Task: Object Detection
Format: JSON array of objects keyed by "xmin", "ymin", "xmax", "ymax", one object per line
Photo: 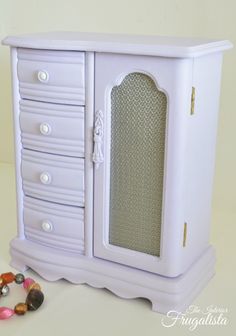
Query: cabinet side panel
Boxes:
[
  {"xmin": 10, "ymin": 47, "xmax": 24, "ymax": 239},
  {"xmin": 183, "ymin": 53, "xmax": 223, "ymax": 268}
]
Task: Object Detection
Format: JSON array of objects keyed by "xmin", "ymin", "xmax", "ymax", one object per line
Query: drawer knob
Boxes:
[
  {"xmin": 40, "ymin": 172, "xmax": 52, "ymax": 185},
  {"xmin": 37, "ymin": 70, "xmax": 49, "ymax": 83},
  {"xmin": 41, "ymin": 220, "xmax": 53, "ymax": 232},
  {"xmin": 40, "ymin": 123, "xmax": 51, "ymax": 135}
]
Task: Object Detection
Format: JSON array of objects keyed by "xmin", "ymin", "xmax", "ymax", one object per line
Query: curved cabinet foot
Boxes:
[{"xmin": 10, "ymin": 238, "xmax": 216, "ymax": 314}]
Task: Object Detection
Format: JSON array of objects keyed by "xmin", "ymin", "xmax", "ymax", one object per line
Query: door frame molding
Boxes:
[{"xmin": 94, "ymin": 53, "xmax": 192, "ymax": 276}]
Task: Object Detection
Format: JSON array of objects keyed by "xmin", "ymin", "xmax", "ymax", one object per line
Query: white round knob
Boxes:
[
  {"xmin": 40, "ymin": 172, "xmax": 52, "ymax": 185},
  {"xmin": 40, "ymin": 123, "xmax": 51, "ymax": 135},
  {"xmin": 41, "ymin": 220, "xmax": 53, "ymax": 232},
  {"xmin": 37, "ymin": 70, "xmax": 49, "ymax": 83}
]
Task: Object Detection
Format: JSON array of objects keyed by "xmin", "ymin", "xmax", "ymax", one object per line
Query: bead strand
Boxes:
[{"xmin": 0, "ymin": 272, "xmax": 44, "ymax": 320}]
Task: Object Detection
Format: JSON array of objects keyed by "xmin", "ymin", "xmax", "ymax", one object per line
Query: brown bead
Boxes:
[
  {"xmin": 26, "ymin": 289, "xmax": 44, "ymax": 311},
  {"xmin": 14, "ymin": 303, "xmax": 28, "ymax": 315},
  {"xmin": 1, "ymin": 272, "xmax": 15, "ymax": 284},
  {"xmin": 28, "ymin": 283, "xmax": 41, "ymax": 292}
]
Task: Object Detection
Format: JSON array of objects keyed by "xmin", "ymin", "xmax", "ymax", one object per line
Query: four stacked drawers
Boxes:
[{"xmin": 17, "ymin": 48, "xmax": 86, "ymax": 254}]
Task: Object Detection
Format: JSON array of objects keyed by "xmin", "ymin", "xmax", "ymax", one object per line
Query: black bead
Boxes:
[
  {"xmin": 15, "ymin": 273, "xmax": 25, "ymax": 284},
  {"xmin": 26, "ymin": 289, "xmax": 44, "ymax": 311}
]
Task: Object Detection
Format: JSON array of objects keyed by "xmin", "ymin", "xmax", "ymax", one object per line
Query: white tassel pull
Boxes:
[{"xmin": 93, "ymin": 110, "xmax": 104, "ymax": 169}]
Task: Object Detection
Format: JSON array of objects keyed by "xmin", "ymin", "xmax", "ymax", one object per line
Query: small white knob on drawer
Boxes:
[
  {"xmin": 40, "ymin": 172, "xmax": 52, "ymax": 185},
  {"xmin": 37, "ymin": 70, "xmax": 49, "ymax": 83},
  {"xmin": 40, "ymin": 122, "xmax": 51, "ymax": 135},
  {"xmin": 41, "ymin": 220, "xmax": 53, "ymax": 232}
]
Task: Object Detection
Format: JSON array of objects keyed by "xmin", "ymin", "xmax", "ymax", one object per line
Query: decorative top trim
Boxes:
[{"xmin": 2, "ymin": 32, "xmax": 233, "ymax": 58}]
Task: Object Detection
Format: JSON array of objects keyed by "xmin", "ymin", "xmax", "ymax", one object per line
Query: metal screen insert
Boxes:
[{"xmin": 109, "ymin": 72, "xmax": 167, "ymax": 256}]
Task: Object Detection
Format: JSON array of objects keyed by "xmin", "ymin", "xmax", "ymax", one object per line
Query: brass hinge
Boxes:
[
  {"xmin": 190, "ymin": 87, "xmax": 195, "ymax": 115},
  {"xmin": 183, "ymin": 223, "xmax": 187, "ymax": 247}
]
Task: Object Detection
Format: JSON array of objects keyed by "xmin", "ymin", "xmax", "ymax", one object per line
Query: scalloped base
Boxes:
[{"xmin": 10, "ymin": 238, "xmax": 215, "ymax": 314}]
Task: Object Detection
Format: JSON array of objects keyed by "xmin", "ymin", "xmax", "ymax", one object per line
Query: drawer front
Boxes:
[
  {"xmin": 24, "ymin": 196, "xmax": 84, "ymax": 253},
  {"xmin": 20, "ymin": 100, "xmax": 84, "ymax": 157},
  {"xmin": 17, "ymin": 48, "xmax": 85, "ymax": 105},
  {"xmin": 21, "ymin": 149, "xmax": 84, "ymax": 206}
]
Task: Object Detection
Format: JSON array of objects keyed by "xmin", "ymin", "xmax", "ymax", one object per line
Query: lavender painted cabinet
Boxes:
[{"xmin": 2, "ymin": 32, "xmax": 232, "ymax": 313}]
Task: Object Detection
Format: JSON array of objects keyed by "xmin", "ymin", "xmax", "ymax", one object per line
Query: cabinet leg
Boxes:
[
  {"xmin": 152, "ymin": 302, "xmax": 160, "ymax": 313},
  {"xmin": 152, "ymin": 301, "xmax": 173, "ymax": 314},
  {"xmin": 10, "ymin": 257, "xmax": 29, "ymax": 273}
]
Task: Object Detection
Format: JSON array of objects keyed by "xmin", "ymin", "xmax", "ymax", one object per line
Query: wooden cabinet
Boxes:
[{"xmin": 2, "ymin": 32, "xmax": 232, "ymax": 313}]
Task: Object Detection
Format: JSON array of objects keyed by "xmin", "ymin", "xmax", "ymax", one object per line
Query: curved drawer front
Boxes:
[
  {"xmin": 17, "ymin": 48, "xmax": 85, "ymax": 105},
  {"xmin": 20, "ymin": 100, "xmax": 84, "ymax": 157},
  {"xmin": 22, "ymin": 149, "xmax": 84, "ymax": 206},
  {"xmin": 24, "ymin": 196, "xmax": 84, "ymax": 253}
]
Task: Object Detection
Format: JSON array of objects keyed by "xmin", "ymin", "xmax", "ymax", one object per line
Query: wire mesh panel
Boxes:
[{"xmin": 109, "ymin": 72, "xmax": 167, "ymax": 256}]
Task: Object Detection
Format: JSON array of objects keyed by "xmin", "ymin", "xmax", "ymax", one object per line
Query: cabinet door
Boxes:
[{"xmin": 94, "ymin": 53, "xmax": 192, "ymax": 276}]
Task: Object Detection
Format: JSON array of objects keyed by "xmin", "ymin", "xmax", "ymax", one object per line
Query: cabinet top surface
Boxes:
[{"xmin": 2, "ymin": 31, "xmax": 233, "ymax": 58}]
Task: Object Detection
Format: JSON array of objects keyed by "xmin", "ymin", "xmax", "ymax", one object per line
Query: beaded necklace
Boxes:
[{"xmin": 0, "ymin": 272, "xmax": 44, "ymax": 319}]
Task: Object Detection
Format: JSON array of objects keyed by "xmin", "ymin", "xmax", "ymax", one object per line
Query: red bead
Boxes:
[{"xmin": 0, "ymin": 272, "xmax": 15, "ymax": 284}]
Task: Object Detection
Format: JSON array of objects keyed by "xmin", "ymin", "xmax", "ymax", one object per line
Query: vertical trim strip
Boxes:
[
  {"xmin": 10, "ymin": 47, "xmax": 25, "ymax": 239},
  {"xmin": 84, "ymin": 51, "xmax": 95, "ymax": 257}
]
